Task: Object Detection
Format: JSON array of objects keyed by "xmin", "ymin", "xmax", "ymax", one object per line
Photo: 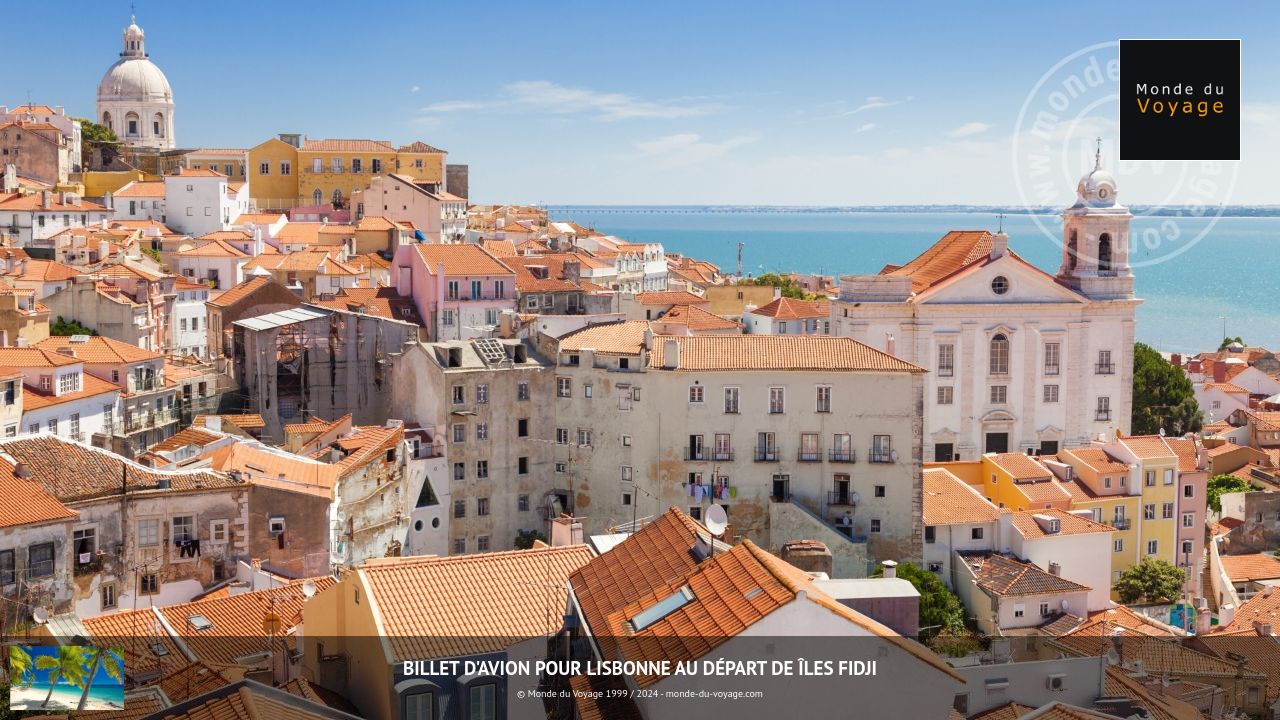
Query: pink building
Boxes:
[{"xmin": 392, "ymin": 243, "xmax": 516, "ymax": 340}]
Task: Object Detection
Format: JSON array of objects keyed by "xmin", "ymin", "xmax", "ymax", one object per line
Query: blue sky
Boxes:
[
  {"xmin": 4, "ymin": 1, "xmax": 1276, "ymax": 204},
  {"xmin": 20, "ymin": 646, "xmax": 123, "ymax": 687}
]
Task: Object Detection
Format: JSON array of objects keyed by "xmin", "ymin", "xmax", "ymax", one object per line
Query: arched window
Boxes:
[
  {"xmin": 990, "ymin": 333, "xmax": 1010, "ymax": 375},
  {"xmin": 312, "ymin": 188, "xmax": 323, "ymax": 205},
  {"xmin": 332, "ymin": 188, "xmax": 344, "ymax": 208},
  {"xmin": 153, "ymin": 113, "xmax": 164, "ymax": 138},
  {"xmin": 102, "ymin": 111, "xmax": 112, "ymax": 131},
  {"xmin": 125, "ymin": 112, "xmax": 139, "ymax": 137},
  {"xmin": 1067, "ymin": 230, "xmax": 1078, "ymax": 271},
  {"xmin": 1098, "ymin": 233, "xmax": 1112, "ymax": 273}
]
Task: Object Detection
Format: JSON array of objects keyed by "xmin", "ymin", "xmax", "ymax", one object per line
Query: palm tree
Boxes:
[
  {"xmin": 35, "ymin": 646, "xmax": 88, "ymax": 708},
  {"xmin": 7, "ymin": 646, "xmax": 34, "ymax": 687},
  {"xmin": 75, "ymin": 647, "xmax": 124, "ymax": 711}
]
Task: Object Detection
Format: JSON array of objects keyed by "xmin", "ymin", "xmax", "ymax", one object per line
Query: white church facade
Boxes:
[
  {"xmin": 96, "ymin": 15, "xmax": 175, "ymax": 150},
  {"xmin": 832, "ymin": 150, "xmax": 1139, "ymax": 461}
]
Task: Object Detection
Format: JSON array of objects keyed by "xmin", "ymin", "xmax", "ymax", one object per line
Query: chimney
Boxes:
[
  {"xmin": 1255, "ymin": 620, "xmax": 1273, "ymax": 636},
  {"xmin": 885, "ymin": 333, "xmax": 896, "ymax": 356},
  {"xmin": 41, "ymin": 191, "xmax": 51, "ymax": 209},
  {"xmin": 1, "ymin": 164, "xmax": 15, "ymax": 193},
  {"xmin": 1048, "ymin": 561, "xmax": 1062, "ymax": 576},
  {"xmin": 781, "ymin": 541, "xmax": 833, "ymax": 577},
  {"xmin": 12, "ymin": 461, "xmax": 29, "ymax": 479},
  {"xmin": 98, "ymin": 240, "xmax": 109, "ymax": 260},
  {"xmin": 1170, "ymin": 353, "xmax": 1182, "ymax": 368},
  {"xmin": 989, "ymin": 231, "xmax": 1008, "ymax": 259},
  {"xmin": 1213, "ymin": 362, "xmax": 1227, "ymax": 384},
  {"xmin": 881, "ymin": 560, "xmax": 898, "ymax": 579},
  {"xmin": 663, "ymin": 339, "xmax": 680, "ymax": 369}
]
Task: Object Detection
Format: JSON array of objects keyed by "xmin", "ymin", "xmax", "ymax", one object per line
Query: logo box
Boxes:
[{"xmin": 1120, "ymin": 39, "xmax": 1240, "ymax": 160}]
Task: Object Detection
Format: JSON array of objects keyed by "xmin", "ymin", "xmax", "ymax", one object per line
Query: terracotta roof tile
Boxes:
[
  {"xmin": 747, "ymin": 297, "xmax": 829, "ymax": 320},
  {"xmin": 971, "ymin": 702, "xmax": 1035, "ymax": 720},
  {"xmin": 114, "ymin": 180, "xmax": 166, "ymax": 198},
  {"xmin": 2, "ymin": 258, "xmax": 83, "ymax": 282},
  {"xmin": 412, "ymin": 243, "xmax": 513, "ymax": 276},
  {"xmin": 635, "ymin": 290, "xmax": 706, "ymax": 306},
  {"xmin": 22, "ymin": 372, "xmax": 120, "ymax": 410},
  {"xmin": 1058, "ymin": 447, "xmax": 1132, "ymax": 474},
  {"xmin": 178, "ymin": 239, "xmax": 248, "ymax": 258},
  {"xmin": 150, "ymin": 426, "xmax": 224, "ymax": 454},
  {"xmin": 1009, "ymin": 508, "xmax": 1113, "ymax": 538},
  {"xmin": 1221, "ymin": 553, "xmax": 1280, "ymax": 583},
  {"xmin": 358, "ymin": 545, "xmax": 594, "ymax": 662},
  {"xmin": 204, "ymin": 441, "xmax": 340, "ymax": 498},
  {"xmin": 1118, "ymin": 435, "xmax": 1178, "ymax": 460},
  {"xmin": 649, "ymin": 335, "xmax": 924, "ymax": 373},
  {"xmin": 923, "ymin": 468, "xmax": 1003, "ymax": 525},
  {"xmin": 301, "ymin": 138, "xmax": 394, "ymax": 153},
  {"xmin": 0, "ymin": 461, "xmax": 77, "ymax": 528},
  {"xmin": 989, "ymin": 452, "xmax": 1053, "ymax": 480},
  {"xmin": 558, "ymin": 320, "xmax": 649, "ymax": 355},
  {"xmin": 397, "ymin": 141, "xmax": 447, "ymax": 154},
  {"xmin": 35, "ymin": 335, "xmax": 162, "ymax": 364},
  {"xmin": 657, "ymin": 304, "xmax": 739, "ymax": 331},
  {"xmin": 207, "ymin": 276, "xmax": 274, "ymax": 308},
  {"xmin": 882, "ymin": 230, "xmax": 993, "ymax": 292},
  {"xmin": 963, "ymin": 552, "xmax": 1091, "ymax": 596}
]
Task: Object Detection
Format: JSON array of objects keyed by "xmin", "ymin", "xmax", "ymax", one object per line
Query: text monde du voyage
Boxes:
[{"xmin": 1134, "ymin": 82, "xmax": 1228, "ymax": 118}]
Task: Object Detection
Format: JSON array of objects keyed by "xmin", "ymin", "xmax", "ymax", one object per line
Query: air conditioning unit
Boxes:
[
  {"xmin": 268, "ymin": 516, "xmax": 286, "ymax": 535},
  {"xmin": 1047, "ymin": 674, "xmax": 1066, "ymax": 691},
  {"xmin": 928, "ymin": 562, "xmax": 943, "ymax": 573}
]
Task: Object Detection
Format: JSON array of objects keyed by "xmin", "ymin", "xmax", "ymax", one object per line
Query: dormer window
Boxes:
[{"xmin": 58, "ymin": 372, "xmax": 81, "ymax": 395}]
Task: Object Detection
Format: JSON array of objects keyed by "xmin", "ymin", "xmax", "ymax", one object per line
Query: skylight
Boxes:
[
  {"xmin": 630, "ymin": 586, "xmax": 695, "ymax": 632},
  {"xmin": 187, "ymin": 613, "xmax": 213, "ymax": 631}
]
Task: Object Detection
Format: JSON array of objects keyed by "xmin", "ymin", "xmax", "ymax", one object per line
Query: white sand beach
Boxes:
[{"xmin": 9, "ymin": 683, "xmax": 124, "ymax": 711}]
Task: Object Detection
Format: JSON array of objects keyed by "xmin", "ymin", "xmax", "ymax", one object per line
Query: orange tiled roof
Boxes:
[
  {"xmin": 233, "ymin": 212, "xmax": 285, "ymax": 225},
  {"xmin": 558, "ymin": 320, "xmax": 649, "ymax": 355},
  {"xmin": 0, "ymin": 346, "xmax": 81, "ymax": 368},
  {"xmin": 3, "ymin": 258, "xmax": 83, "ymax": 282},
  {"xmin": 412, "ymin": 243, "xmax": 513, "ymax": 276},
  {"xmin": 649, "ymin": 335, "xmax": 924, "ymax": 373},
  {"xmin": 0, "ymin": 435, "xmax": 238, "ymax": 503},
  {"xmin": 149, "ymin": 426, "xmax": 224, "ymax": 454},
  {"xmin": 0, "ymin": 461, "xmax": 77, "ymax": 528},
  {"xmin": 35, "ymin": 335, "xmax": 162, "ymax": 364},
  {"xmin": 308, "ymin": 287, "xmax": 419, "ymax": 323},
  {"xmin": 397, "ymin": 141, "xmax": 446, "ymax": 154},
  {"xmin": 0, "ymin": 194, "xmax": 107, "ymax": 211},
  {"xmin": 963, "ymin": 552, "xmax": 1091, "ymax": 596},
  {"xmin": 658, "ymin": 304, "xmax": 739, "ymax": 331},
  {"xmin": 1217, "ymin": 586, "xmax": 1280, "ymax": 633},
  {"xmin": 970, "ymin": 702, "xmax": 1035, "ymax": 720},
  {"xmin": 178, "ymin": 238, "xmax": 249, "ymax": 258},
  {"xmin": 748, "ymin": 296, "xmax": 829, "ymax": 320},
  {"xmin": 922, "ymin": 467, "xmax": 1003, "ymax": 525},
  {"xmin": 1059, "ymin": 447, "xmax": 1132, "ymax": 474},
  {"xmin": 1198, "ymin": 634, "xmax": 1280, "ymax": 700},
  {"xmin": 192, "ymin": 414, "xmax": 266, "ymax": 430},
  {"xmin": 207, "ymin": 276, "xmax": 274, "ymax": 308},
  {"xmin": 1118, "ymin": 435, "xmax": 1179, "ymax": 460},
  {"xmin": 989, "ymin": 452, "xmax": 1053, "ymax": 480},
  {"xmin": 114, "ymin": 180, "xmax": 165, "ymax": 198},
  {"xmin": 357, "ymin": 545, "xmax": 594, "ymax": 662},
  {"xmin": 1220, "ymin": 553, "xmax": 1280, "ymax": 583},
  {"xmin": 204, "ymin": 440, "xmax": 339, "ymax": 498},
  {"xmin": 22, "ymin": 373, "xmax": 120, "ymax": 411},
  {"xmin": 170, "ymin": 167, "xmax": 225, "ymax": 178},
  {"xmin": 881, "ymin": 230, "xmax": 994, "ymax": 292},
  {"xmin": 1164, "ymin": 437, "xmax": 1203, "ymax": 472},
  {"xmin": 301, "ymin": 138, "xmax": 393, "ymax": 153},
  {"xmin": 1009, "ymin": 508, "xmax": 1113, "ymax": 538},
  {"xmin": 635, "ymin": 290, "xmax": 706, "ymax": 306}
]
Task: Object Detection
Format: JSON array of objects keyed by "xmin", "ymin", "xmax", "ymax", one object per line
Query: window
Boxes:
[
  {"xmin": 556, "ymin": 428, "xmax": 569, "ymax": 445},
  {"xmin": 441, "ymin": 309, "xmax": 455, "ymax": 326},
  {"xmin": 1114, "ymin": 539, "xmax": 1124, "ymax": 552},
  {"xmin": 1044, "ymin": 384, "xmax": 1059, "ymax": 403},
  {"xmin": 622, "ymin": 435, "xmax": 632, "ymax": 447},
  {"xmin": 1181, "ymin": 540, "xmax": 1194, "ymax": 556},
  {"xmin": 468, "ymin": 682, "xmax": 496, "ymax": 720},
  {"xmin": 1162, "ymin": 502, "xmax": 1174, "ymax": 519},
  {"xmin": 477, "ymin": 498, "xmax": 490, "ymax": 516},
  {"xmin": 1104, "ymin": 476, "xmax": 1112, "ymax": 489},
  {"xmin": 73, "ymin": 527, "xmax": 96, "ymax": 566},
  {"xmin": 557, "ymin": 377, "xmax": 572, "ymax": 397},
  {"xmin": 1096, "ymin": 396, "xmax": 1111, "ymax": 421},
  {"xmin": 476, "ymin": 461, "xmax": 488, "ymax": 479},
  {"xmin": 1014, "ymin": 606, "xmax": 1025, "ymax": 618},
  {"xmin": 1184, "ymin": 484, "xmax": 1194, "ymax": 498},
  {"xmin": 990, "ymin": 385, "xmax": 1007, "ymax": 404},
  {"xmin": 870, "ymin": 518, "xmax": 881, "ymax": 533},
  {"xmin": 937, "ymin": 386, "xmax": 953, "ymax": 404},
  {"xmin": 280, "ymin": 161, "xmax": 291, "ymax": 175},
  {"xmin": 871, "ymin": 435, "xmax": 892, "ymax": 463},
  {"xmin": 453, "ymin": 463, "xmax": 465, "ymax": 481},
  {"xmin": 578, "ymin": 428, "xmax": 593, "ymax": 446},
  {"xmin": 989, "ymin": 334, "xmax": 1010, "ymax": 374},
  {"xmin": 1039, "ymin": 602, "xmax": 1051, "ymax": 617},
  {"xmin": 724, "ymin": 387, "xmax": 739, "ymax": 413},
  {"xmin": 768, "ymin": 387, "xmax": 785, "ymax": 414},
  {"xmin": 403, "ymin": 690, "xmax": 434, "ymax": 720},
  {"xmin": 518, "ymin": 457, "xmax": 528, "ymax": 474},
  {"xmin": 172, "ymin": 516, "xmax": 195, "ymax": 543},
  {"xmin": 476, "ymin": 384, "xmax": 488, "ymax": 403},
  {"xmin": 259, "ymin": 162, "xmax": 270, "ymax": 175},
  {"xmin": 475, "ymin": 423, "xmax": 488, "ymax": 440},
  {"xmin": 138, "ymin": 518, "xmax": 159, "ymax": 547},
  {"xmin": 1163, "ymin": 469, "xmax": 1174, "ymax": 486},
  {"xmin": 938, "ymin": 343, "xmax": 955, "ymax": 377},
  {"xmin": 140, "ymin": 573, "xmax": 159, "ymax": 594},
  {"xmin": 1147, "ymin": 540, "xmax": 1158, "ymax": 556},
  {"xmin": 621, "ymin": 491, "xmax": 633, "ymax": 506},
  {"xmin": 925, "ymin": 526, "xmax": 936, "ymax": 544},
  {"xmin": 47, "ymin": 418, "xmax": 57, "ymax": 435},
  {"xmin": 816, "ymin": 386, "xmax": 832, "ymax": 412},
  {"xmin": 452, "ymin": 424, "xmax": 466, "ymax": 443},
  {"xmin": 990, "ymin": 275, "xmax": 1010, "ymax": 295},
  {"xmin": 0, "ymin": 550, "xmax": 12, "ymax": 585},
  {"xmin": 1182, "ymin": 512, "xmax": 1195, "ymax": 528},
  {"xmin": 971, "ymin": 527, "xmax": 984, "ymax": 540},
  {"xmin": 476, "ymin": 536, "xmax": 490, "ymax": 552},
  {"xmin": 29, "ymin": 543, "xmax": 54, "ymax": 578},
  {"xmin": 555, "ymin": 462, "xmax": 567, "ymax": 473},
  {"xmin": 518, "ymin": 494, "xmax": 530, "ymax": 512},
  {"xmin": 585, "ymin": 385, "xmax": 594, "ymax": 398},
  {"xmin": 1143, "ymin": 504, "xmax": 1155, "ymax": 520},
  {"xmin": 101, "ymin": 582, "xmax": 117, "ymax": 609},
  {"xmin": 453, "ymin": 538, "xmax": 465, "ymax": 554},
  {"xmin": 689, "ymin": 385, "xmax": 704, "ymax": 404},
  {"xmin": 621, "ymin": 466, "xmax": 633, "ymax": 482},
  {"xmin": 517, "ymin": 382, "xmax": 529, "ymax": 400},
  {"xmin": 1145, "ymin": 471, "xmax": 1155, "ymax": 487},
  {"xmin": 454, "ymin": 500, "xmax": 466, "ymax": 518},
  {"xmin": 714, "ymin": 434, "xmax": 732, "ymax": 461},
  {"xmin": 351, "ymin": 158, "xmax": 363, "ymax": 173},
  {"xmin": 799, "ymin": 433, "xmax": 819, "ymax": 461},
  {"xmin": 210, "ymin": 520, "xmax": 229, "ymax": 545},
  {"xmin": 70, "ymin": 413, "xmax": 80, "ymax": 437},
  {"xmin": 517, "ymin": 418, "xmax": 528, "ymax": 437},
  {"xmin": 371, "ymin": 158, "xmax": 382, "ymax": 174},
  {"xmin": 1044, "ymin": 342, "xmax": 1061, "ymax": 375}
]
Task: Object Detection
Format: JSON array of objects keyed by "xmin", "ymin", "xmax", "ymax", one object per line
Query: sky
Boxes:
[
  {"xmin": 20, "ymin": 646, "xmax": 124, "ymax": 687},
  {"xmin": 3, "ymin": 1, "xmax": 1277, "ymax": 205}
]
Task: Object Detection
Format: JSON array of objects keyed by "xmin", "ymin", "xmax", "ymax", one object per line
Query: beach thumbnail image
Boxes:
[{"xmin": 7, "ymin": 645, "xmax": 124, "ymax": 712}]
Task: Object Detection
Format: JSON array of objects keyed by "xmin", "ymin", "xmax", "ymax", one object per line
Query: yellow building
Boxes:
[
  {"xmin": 1051, "ymin": 447, "xmax": 1140, "ymax": 583},
  {"xmin": 393, "ymin": 141, "xmax": 446, "ymax": 186},
  {"xmin": 245, "ymin": 136, "xmax": 300, "ymax": 210},
  {"xmin": 297, "ymin": 138, "xmax": 397, "ymax": 209},
  {"xmin": 181, "ymin": 148, "xmax": 248, "ymax": 182}
]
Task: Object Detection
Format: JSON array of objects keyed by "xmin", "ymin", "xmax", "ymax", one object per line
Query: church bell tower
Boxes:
[{"xmin": 1057, "ymin": 139, "xmax": 1134, "ymax": 300}]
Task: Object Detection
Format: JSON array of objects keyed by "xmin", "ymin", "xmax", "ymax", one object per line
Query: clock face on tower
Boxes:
[{"xmin": 1098, "ymin": 188, "xmax": 1109, "ymax": 199}]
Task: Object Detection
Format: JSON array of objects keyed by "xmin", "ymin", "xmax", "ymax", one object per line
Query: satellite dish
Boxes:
[
  {"xmin": 705, "ymin": 505, "xmax": 728, "ymax": 537},
  {"xmin": 31, "ymin": 607, "xmax": 48, "ymax": 625},
  {"xmin": 301, "ymin": 579, "xmax": 317, "ymax": 598}
]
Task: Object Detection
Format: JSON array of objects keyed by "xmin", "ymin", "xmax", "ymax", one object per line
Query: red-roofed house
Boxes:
[
  {"xmin": 392, "ymin": 243, "xmax": 516, "ymax": 340},
  {"xmin": 744, "ymin": 297, "xmax": 831, "ymax": 335}
]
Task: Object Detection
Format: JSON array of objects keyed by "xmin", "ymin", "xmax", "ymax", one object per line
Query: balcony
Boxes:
[
  {"xmin": 798, "ymin": 449, "xmax": 822, "ymax": 463},
  {"xmin": 685, "ymin": 447, "xmax": 707, "ymax": 461},
  {"xmin": 869, "ymin": 450, "xmax": 894, "ymax": 464},
  {"xmin": 1095, "ymin": 411, "xmax": 1112, "ymax": 422},
  {"xmin": 445, "ymin": 294, "xmax": 508, "ymax": 302},
  {"xmin": 1110, "ymin": 518, "xmax": 1131, "ymax": 530},
  {"xmin": 829, "ymin": 449, "xmax": 856, "ymax": 463},
  {"xmin": 73, "ymin": 556, "xmax": 103, "ymax": 577},
  {"xmin": 828, "ymin": 491, "xmax": 857, "ymax": 506},
  {"xmin": 412, "ymin": 443, "xmax": 443, "ymax": 460},
  {"xmin": 754, "ymin": 447, "xmax": 780, "ymax": 462},
  {"xmin": 1044, "ymin": 364, "xmax": 1060, "ymax": 376},
  {"xmin": 1096, "ymin": 363, "xmax": 1116, "ymax": 375},
  {"xmin": 938, "ymin": 367, "xmax": 954, "ymax": 378},
  {"xmin": 711, "ymin": 449, "xmax": 734, "ymax": 462}
]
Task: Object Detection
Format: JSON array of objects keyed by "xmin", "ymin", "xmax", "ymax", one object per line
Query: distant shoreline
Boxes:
[{"xmin": 544, "ymin": 205, "xmax": 1280, "ymax": 218}]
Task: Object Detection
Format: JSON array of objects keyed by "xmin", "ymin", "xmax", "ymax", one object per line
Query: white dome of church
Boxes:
[
  {"xmin": 96, "ymin": 15, "xmax": 175, "ymax": 150},
  {"xmin": 1074, "ymin": 142, "xmax": 1119, "ymax": 209}
]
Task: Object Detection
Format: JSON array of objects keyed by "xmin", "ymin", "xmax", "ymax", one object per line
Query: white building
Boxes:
[
  {"xmin": 163, "ymin": 167, "xmax": 248, "ymax": 237},
  {"xmin": 744, "ymin": 297, "xmax": 831, "ymax": 335},
  {"xmin": 171, "ymin": 279, "xmax": 211, "ymax": 358},
  {"xmin": 112, "ymin": 180, "xmax": 166, "ymax": 222},
  {"xmin": 96, "ymin": 15, "xmax": 175, "ymax": 150},
  {"xmin": 0, "ymin": 348, "xmax": 120, "ymax": 443},
  {"xmin": 999, "ymin": 508, "xmax": 1114, "ymax": 612},
  {"xmin": 0, "ymin": 192, "xmax": 112, "ymax": 245},
  {"xmin": 832, "ymin": 152, "xmax": 1138, "ymax": 461},
  {"xmin": 922, "ymin": 467, "xmax": 1001, "ymax": 587}
]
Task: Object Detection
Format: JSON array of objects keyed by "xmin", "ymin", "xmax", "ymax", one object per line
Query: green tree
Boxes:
[
  {"xmin": 74, "ymin": 118, "xmax": 117, "ymax": 168},
  {"xmin": 873, "ymin": 561, "xmax": 965, "ymax": 641},
  {"xmin": 75, "ymin": 647, "xmax": 123, "ymax": 712},
  {"xmin": 736, "ymin": 273, "xmax": 809, "ymax": 299},
  {"xmin": 1132, "ymin": 342, "xmax": 1203, "ymax": 435},
  {"xmin": 1219, "ymin": 336, "xmax": 1245, "ymax": 350},
  {"xmin": 49, "ymin": 316, "xmax": 97, "ymax": 337},
  {"xmin": 1113, "ymin": 558, "xmax": 1185, "ymax": 604},
  {"xmin": 35, "ymin": 646, "xmax": 88, "ymax": 708},
  {"xmin": 6, "ymin": 647, "xmax": 33, "ymax": 687},
  {"xmin": 1207, "ymin": 474, "xmax": 1252, "ymax": 513},
  {"xmin": 514, "ymin": 529, "xmax": 547, "ymax": 549}
]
